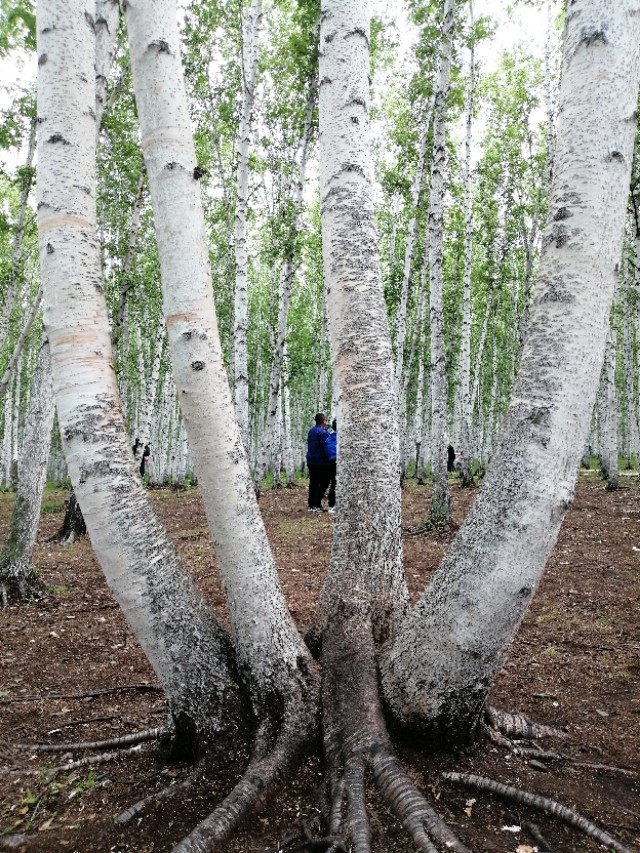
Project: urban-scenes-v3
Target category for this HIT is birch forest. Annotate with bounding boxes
[0,0,639,851]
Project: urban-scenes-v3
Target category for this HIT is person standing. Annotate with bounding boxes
[140,442,151,478]
[306,413,329,511]
[324,419,337,513]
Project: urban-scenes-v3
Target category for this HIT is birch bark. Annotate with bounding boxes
[427,0,456,524]
[233,0,263,451]
[600,326,619,488]
[307,0,408,646]
[37,0,241,748]
[381,0,640,738]
[254,79,316,494]
[124,0,315,710]
[458,1,475,487]
[0,334,54,605]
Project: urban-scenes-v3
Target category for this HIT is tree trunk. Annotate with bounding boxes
[600,327,619,488]
[381,0,640,740]
[233,0,263,452]
[37,0,243,753]
[458,0,475,488]
[308,0,408,649]
[0,335,55,605]
[124,0,316,718]
[427,0,456,525]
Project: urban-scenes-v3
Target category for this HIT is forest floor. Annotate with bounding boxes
[0,473,639,853]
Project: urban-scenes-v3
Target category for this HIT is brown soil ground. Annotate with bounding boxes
[0,473,638,853]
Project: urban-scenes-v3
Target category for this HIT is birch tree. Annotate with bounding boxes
[29,1,640,850]
[233,0,263,450]
[37,0,244,753]
[427,0,455,525]
[381,0,640,739]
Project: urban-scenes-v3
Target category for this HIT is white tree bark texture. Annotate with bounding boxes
[600,327,619,487]
[1,115,37,350]
[254,78,316,493]
[36,0,242,747]
[0,335,54,604]
[123,0,313,709]
[381,0,640,739]
[458,0,475,487]
[308,0,408,647]
[428,0,456,523]
[94,0,120,130]
[233,0,263,451]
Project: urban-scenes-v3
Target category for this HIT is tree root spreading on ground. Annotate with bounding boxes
[483,721,638,776]
[444,771,632,853]
[17,727,167,753]
[115,766,200,825]
[169,667,319,853]
[319,599,469,853]
[484,706,568,740]
[523,820,554,852]
[0,683,162,705]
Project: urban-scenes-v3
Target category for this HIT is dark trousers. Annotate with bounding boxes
[327,461,336,508]
[308,464,330,508]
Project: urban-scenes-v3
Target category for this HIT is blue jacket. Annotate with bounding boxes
[324,430,337,462]
[307,424,329,466]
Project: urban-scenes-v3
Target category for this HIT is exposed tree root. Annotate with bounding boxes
[523,821,554,852]
[115,765,200,825]
[19,726,167,753]
[405,518,459,536]
[484,706,567,740]
[0,564,42,608]
[0,682,162,705]
[170,667,319,853]
[444,772,632,853]
[1,743,149,780]
[483,721,638,776]
[320,599,469,853]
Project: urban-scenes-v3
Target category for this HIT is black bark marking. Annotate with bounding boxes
[182,330,193,340]
[38,53,47,66]
[148,40,171,55]
[165,162,183,171]
[191,361,205,371]
[606,150,624,163]
[84,11,96,32]
[350,116,360,124]
[46,244,54,254]
[553,207,572,221]
[348,97,366,108]
[581,28,607,47]
[548,224,569,248]
[320,76,333,86]
[193,166,207,180]
[345,27,369,47]
[47,134,70,146]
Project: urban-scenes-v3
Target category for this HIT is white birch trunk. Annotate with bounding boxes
[0,335,55,604]
[381,0,640,737]
[124,0,313,707]
[600,327,619,487]
[427,0,455,523]
[458,1,475,487]
[233,0,263,451]
[94,0,120,130]
[394,96,433,386]
[308,0,408,646]
[0,287,43,401]
[1,115,37,348]
[37,0,241,745]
